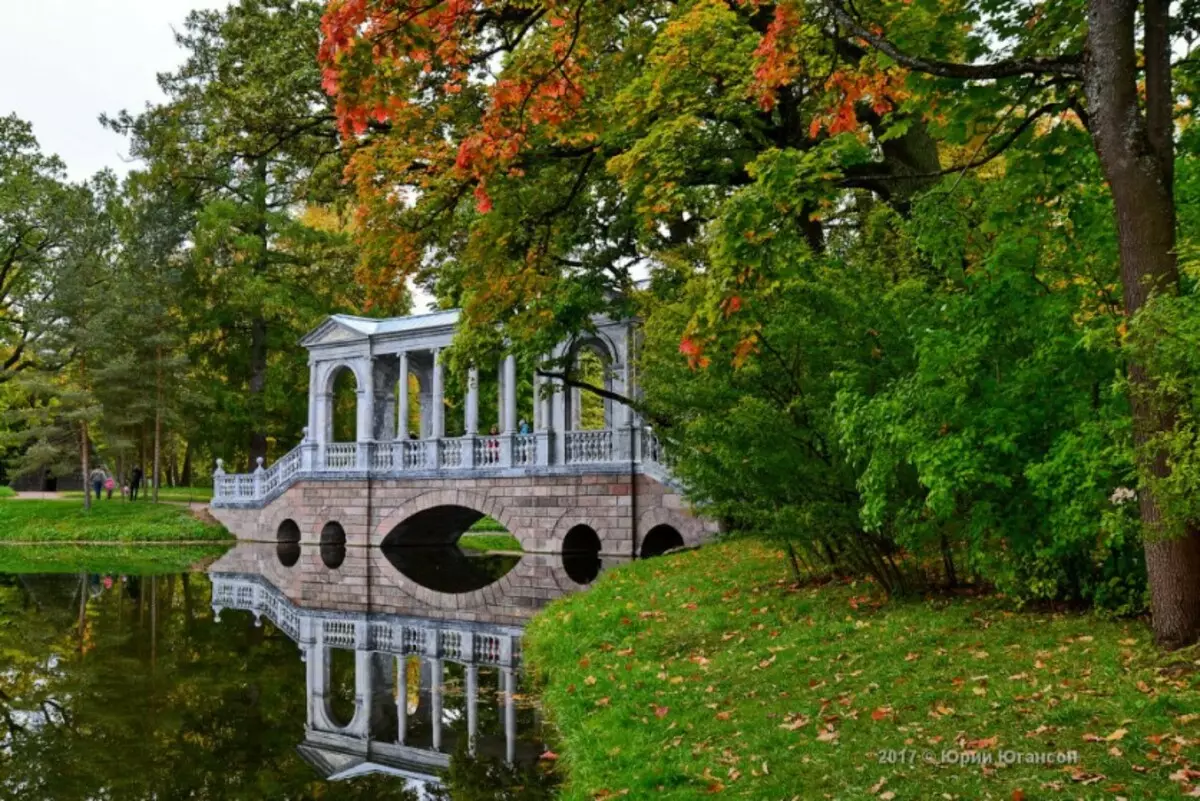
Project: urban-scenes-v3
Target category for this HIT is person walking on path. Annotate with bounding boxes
[130,465,143,502]
[88,466,106,501]
[104,473,115,500]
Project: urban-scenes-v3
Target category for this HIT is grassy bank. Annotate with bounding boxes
[458,533,524,552]
[524,538,1200,799]
[0,543,231,574]
[61,485,213,502]
[0,499,230,543]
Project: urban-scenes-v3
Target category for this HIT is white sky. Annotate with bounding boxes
[0,0,223,182]
[0,0,436,311]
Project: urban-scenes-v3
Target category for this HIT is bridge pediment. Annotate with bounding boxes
[301,318,369,347]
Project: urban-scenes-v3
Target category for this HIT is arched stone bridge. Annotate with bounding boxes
[210,310,716,556]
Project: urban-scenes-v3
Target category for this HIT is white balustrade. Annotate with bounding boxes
[401,439,427,469]
[439,438,464,468]
[212,427,672,506]
[474,436,501,467]
[512,434,536,466]
[371,442,397,471]
[211,575,519,667]
[324,443,357,471]
[565,430,614,464]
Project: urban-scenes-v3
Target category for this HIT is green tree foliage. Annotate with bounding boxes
[318,0,1200,632]
[104,0,371,470]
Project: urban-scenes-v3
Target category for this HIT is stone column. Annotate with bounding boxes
[465,664,479,756]
[503,354,518,434]
[430,657,444,751]
[431,349,445,438]
[534,362,552,466]
[502,667,516,764]
[307,361,319,436]
[397,351,410,439]
[500,354,517,466]
[463,366,479,468]
[550,369,567,464]
[396,655,408,745]
[496,358,505,433]
[356,358,375,470]
[353,649,374,739]
[466,366,479,434]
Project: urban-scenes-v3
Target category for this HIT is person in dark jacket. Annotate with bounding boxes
[130,466,144,501]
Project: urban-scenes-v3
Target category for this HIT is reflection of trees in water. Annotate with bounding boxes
[431,742,559,801]
[327,647,358,727]
[0,570,420,800]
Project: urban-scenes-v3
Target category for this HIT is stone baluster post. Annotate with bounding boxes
[212,459,225,502]
[252,457,265,500]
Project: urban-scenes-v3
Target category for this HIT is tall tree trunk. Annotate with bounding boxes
[80,420,91,512]
[180,440,193,487]
[1087,0,1200,647]
[153,346,162,504]
[247,156,270,471]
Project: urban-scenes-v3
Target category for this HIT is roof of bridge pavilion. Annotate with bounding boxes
[299,310,461,348]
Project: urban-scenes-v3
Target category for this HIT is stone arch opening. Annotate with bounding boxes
[381,504,521,593]
[565,335,617,431]
[276,542,301,568]
[321,521,347,569]
[381,505,487,547]
[562,524,602,585]
[277,519,300,543]
[641,524,684,558]
[326,648,357,728]
[326,365,359,443]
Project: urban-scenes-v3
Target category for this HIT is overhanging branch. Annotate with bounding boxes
[822,0,1084,80]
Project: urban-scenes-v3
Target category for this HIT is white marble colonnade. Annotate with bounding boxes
[298,311,639,472]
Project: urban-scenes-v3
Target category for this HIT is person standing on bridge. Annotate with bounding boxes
[519,419,530,435]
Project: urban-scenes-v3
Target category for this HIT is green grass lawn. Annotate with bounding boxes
[60,485,213,502]
[468,515,510,533]
[0,543,230,574]
[458,532,524,552]
[0,499,230,543]
[524,537,1200,800]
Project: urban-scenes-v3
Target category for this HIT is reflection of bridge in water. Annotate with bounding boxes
[209,542,621,788]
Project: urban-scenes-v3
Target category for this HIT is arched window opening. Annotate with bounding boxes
[277,519,300,543]
[321,521,347,569]
[576,350,608,430]
[562,524,602,585]
[329,366,358,443]
[327,647,357,727]
[277,542,301,568]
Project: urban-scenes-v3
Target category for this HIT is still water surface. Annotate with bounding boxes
[0,541,611,799]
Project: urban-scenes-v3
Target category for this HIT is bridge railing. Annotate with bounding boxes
[213,426,674,506]
[210,574,519,667]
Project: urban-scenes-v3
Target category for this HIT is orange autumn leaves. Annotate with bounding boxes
[320,0,588,214]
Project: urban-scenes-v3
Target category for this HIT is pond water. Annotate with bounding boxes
[0,540,621,799]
